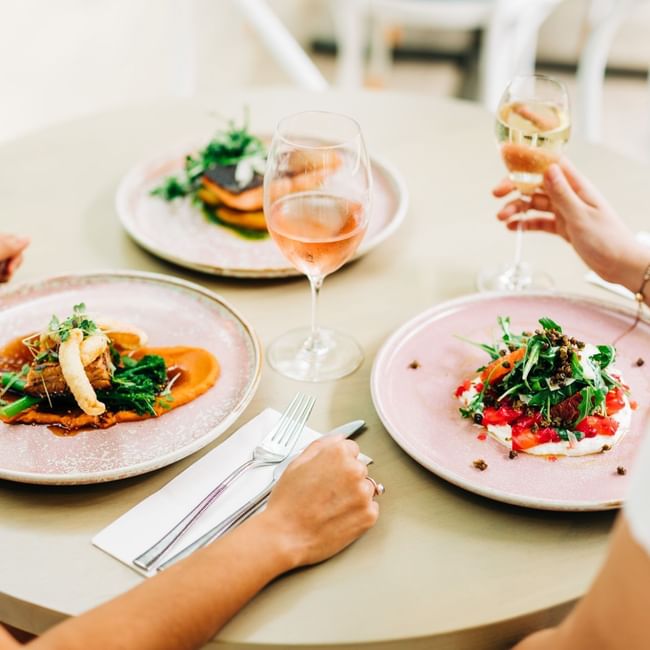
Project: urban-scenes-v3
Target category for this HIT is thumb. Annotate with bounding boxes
[0,234,30,260]
[543,165,584,217]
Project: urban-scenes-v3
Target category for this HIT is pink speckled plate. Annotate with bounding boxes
[116,143,407,278]
[371,292,650,511]
[0,272,262,485]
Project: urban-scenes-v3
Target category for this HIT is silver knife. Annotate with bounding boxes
[156,420,366,571]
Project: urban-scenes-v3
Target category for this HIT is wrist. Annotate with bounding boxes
[609,242,650,296]
[246,510,304,572]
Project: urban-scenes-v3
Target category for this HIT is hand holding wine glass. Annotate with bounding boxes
[493,158,650,293]
[478,74,570,292]
[264,111,372,382]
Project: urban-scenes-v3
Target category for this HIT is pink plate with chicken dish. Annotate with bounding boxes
[371,292,650,511]
[0,271,261,484]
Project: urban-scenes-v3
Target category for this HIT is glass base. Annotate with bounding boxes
[267,327,363,382]
[476,262,554,292]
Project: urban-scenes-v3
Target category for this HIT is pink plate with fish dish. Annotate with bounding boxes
[0,271,261,485]
[116,143,407,278]
[371,292,650,511]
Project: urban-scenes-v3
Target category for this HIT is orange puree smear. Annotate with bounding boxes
[0,337,220,431]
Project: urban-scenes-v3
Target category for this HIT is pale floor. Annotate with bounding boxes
[312,53,650,164]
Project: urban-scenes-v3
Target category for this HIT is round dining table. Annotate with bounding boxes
[1,87,650,650]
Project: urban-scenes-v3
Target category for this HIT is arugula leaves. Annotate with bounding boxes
[538,317,562,332]
[454,335,501,360]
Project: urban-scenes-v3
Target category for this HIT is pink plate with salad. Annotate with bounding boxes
[371,292,650,511]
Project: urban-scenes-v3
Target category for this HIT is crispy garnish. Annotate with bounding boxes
[59,329,106,416]
[80,334,109,367]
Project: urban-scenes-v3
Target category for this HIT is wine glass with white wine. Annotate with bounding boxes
[477,74,571,291]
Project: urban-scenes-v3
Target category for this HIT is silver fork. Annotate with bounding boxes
[133,392,315,570]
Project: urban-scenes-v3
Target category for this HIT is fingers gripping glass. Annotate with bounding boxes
[264,111,372,382]
[478,74,571,292]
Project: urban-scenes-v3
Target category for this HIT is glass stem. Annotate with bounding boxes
[305,275,324,352]
[512,194,531,279]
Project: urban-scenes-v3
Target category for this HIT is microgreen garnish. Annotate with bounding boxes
[49,303,98,344]
[151,110,266,202]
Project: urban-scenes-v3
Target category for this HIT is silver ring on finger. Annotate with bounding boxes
[365,476,385,497]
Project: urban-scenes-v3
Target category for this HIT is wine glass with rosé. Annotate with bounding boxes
[264,110,371,382]
[477,74,571,291]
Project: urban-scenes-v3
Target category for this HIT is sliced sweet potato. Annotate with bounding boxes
[480,347,525,384]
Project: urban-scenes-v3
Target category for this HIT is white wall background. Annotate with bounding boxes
[0,0,648,143]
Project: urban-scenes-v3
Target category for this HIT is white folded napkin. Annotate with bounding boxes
[585,231,650,299]
[93,408,369,576]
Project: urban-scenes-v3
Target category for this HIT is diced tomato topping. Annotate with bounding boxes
[605,388,626,416]
[454,379,483,398]
[575,415,619,438]
[535,427,559,445]
[512,429,538,451]
[512,412,542,430]
[482,404,523,426]
[511,412,560,450]
[511,428,547,450]
[631,399,638,411]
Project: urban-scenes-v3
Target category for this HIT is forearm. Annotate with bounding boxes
[29,513,296,650]
[514,517,650,650]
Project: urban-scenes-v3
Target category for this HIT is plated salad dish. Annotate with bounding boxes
[0,303,220,431]
[455,316,634,456]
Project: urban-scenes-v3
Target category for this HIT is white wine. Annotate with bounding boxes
[496,101,570,194]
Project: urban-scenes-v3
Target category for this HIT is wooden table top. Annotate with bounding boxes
[1,87,649,649]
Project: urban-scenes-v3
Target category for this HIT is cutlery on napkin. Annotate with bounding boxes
[156,419,366,571]
[585,231,650,299]
[93,408,372,576]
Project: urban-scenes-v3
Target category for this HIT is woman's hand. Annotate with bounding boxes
[259,436,379,569]
[493,160,650,293]
[0,234,29,282]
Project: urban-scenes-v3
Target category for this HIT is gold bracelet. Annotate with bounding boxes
[614,261,650,344]
[634,262,650,306]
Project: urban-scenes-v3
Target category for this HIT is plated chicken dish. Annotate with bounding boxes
[0,303,220,431]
